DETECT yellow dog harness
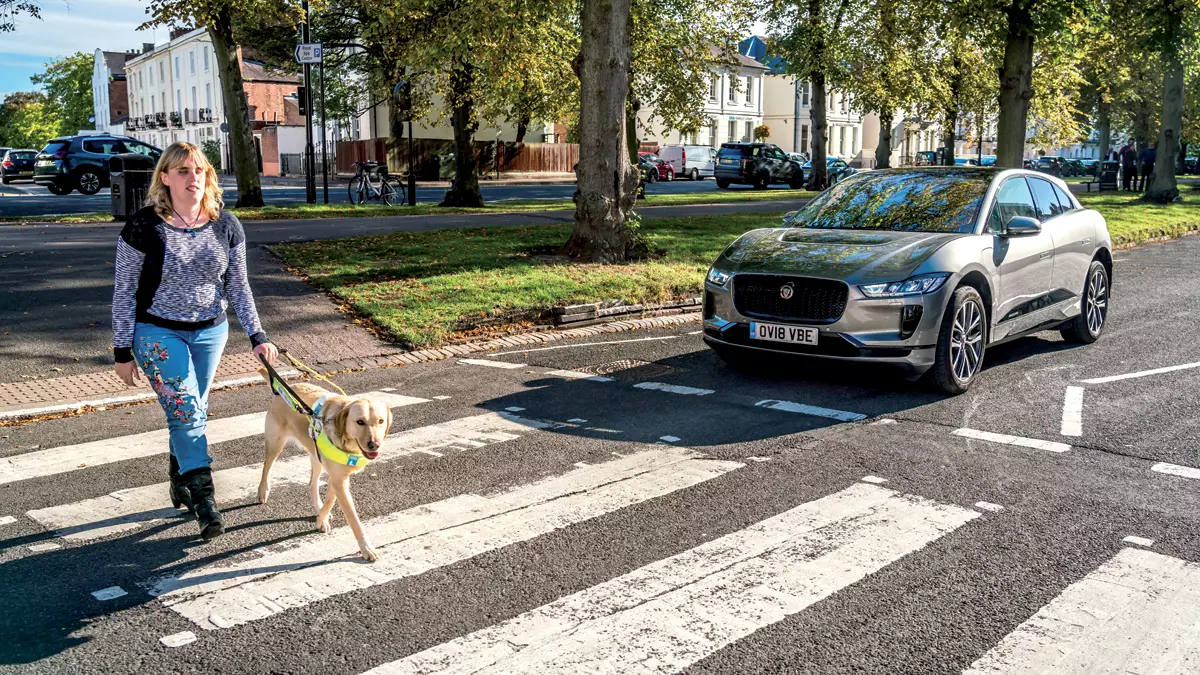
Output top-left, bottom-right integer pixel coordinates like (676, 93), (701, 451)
(263, 357), (370, 469)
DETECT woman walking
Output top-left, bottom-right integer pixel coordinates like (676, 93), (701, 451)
(112, 141), (277, 541)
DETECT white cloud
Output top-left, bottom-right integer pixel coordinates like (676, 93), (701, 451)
(2, 4), (164, 58)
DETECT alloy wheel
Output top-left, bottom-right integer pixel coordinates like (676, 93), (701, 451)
(949, 299), (984, 382)
(79, 172), (100, 194)
(1086, 269), (1108, 335)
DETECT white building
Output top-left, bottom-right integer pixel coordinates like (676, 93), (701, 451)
(124, 28), (225, 159)
(636, 51), (767, 148)
(91, 49), (130, 135)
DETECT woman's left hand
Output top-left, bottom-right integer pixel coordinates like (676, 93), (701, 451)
(254, 342), (279, 364)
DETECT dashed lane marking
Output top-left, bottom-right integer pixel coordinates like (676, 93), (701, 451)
(755, 399), (866, 422)
(633, 382), (714, 396)
(1081, 361), (1200, 385)
(1150, 462), (1200, 481)
(952, 428), (1071, 453)
(1061, 386), (1084, 437)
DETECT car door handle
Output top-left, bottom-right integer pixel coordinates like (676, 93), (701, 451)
(1081, 238), (1091, 245)
(1039, 251), (1052, 259)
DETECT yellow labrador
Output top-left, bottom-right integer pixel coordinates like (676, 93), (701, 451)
(257, 370), (392, 562)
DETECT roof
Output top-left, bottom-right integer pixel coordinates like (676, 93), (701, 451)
(240, 58), (301, 84)
(708, 46), (768, 72)
(101, 51), (127, 76)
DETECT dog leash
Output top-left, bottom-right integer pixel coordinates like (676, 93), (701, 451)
(278, 348), (346, 396)
(258, 354), (371, 468)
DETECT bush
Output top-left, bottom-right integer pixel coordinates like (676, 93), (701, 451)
(754, 124), (770, 141)
(201, 140), (221, 171)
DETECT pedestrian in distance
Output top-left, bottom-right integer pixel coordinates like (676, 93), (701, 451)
(1139, 141), (1156, 192)
(111, 141), (278, 541)
(1119, 140), (1136, 191)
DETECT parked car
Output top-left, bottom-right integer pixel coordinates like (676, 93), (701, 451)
(1184, 154), (1198, 174)
(1079, 159), (1099, 174)
(978, 156), (997, 167)
(702, 167), (1113, 394)
(637, 154), (661, 183)
(34, 134), (161, 195)
(715, 143), (805, 189)
(801, 156), (856, 184)
(637, 152), (674, 182)
(1033, 156), (1064, 177)
(914, 151), (938, 166)
(1, 148), (38, 184)
(658, 145), (717, 181)
(954, 157), (980, 166)
(1055, 157), (1087, 177)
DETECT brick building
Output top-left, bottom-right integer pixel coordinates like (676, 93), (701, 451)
(91, 50), (130, 133)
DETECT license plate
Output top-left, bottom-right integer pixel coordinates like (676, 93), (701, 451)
(749, 322), (819, 345)
(36, 160), (53, 167)
(719, 158), (737, 165)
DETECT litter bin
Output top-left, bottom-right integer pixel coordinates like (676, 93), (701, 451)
(110, 153), (156, 220)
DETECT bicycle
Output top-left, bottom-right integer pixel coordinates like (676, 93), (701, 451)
(347, 160), (402, 205)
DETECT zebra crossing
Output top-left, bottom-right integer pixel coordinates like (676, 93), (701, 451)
(1, 376), (1197, 674)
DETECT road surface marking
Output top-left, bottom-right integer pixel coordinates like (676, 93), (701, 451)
(964, 548), (1200, 674)
(28, 413), (541, 543)
(755, 399), (866, 422)
(952, 428), (1071, 453)
(459, 359), (523, 369)
(975, 502), (1005, 512)
(432, 395), (452, 400)
(91, 586), (127, 601)
(1061, 386), (1084, 437)
(151, 447), (744, 631)
(0, 391), (427, 486)
(0, 515), (16, 526)
(159, 631), (197, 648)
(544, 370), (615, 382)
(861, 475), (888, 484)
(1123, 536), (1154, 547)
(634, 382), (714, 396)
(1081, 361), (1200, 385)
(659, 435), (681, 443)
(505, 406), (525, 412)
(567, 418), (587, 423)
(489, 335), (681, 355)
(28, 543), (60, 552)
(746, 456), (773, 462)
(1150, 462), (1200, 480)
(362, 483), (976, 675)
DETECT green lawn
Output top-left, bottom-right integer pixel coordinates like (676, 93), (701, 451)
(2, 187), (815, 224)
(272, 192), (1200, 349)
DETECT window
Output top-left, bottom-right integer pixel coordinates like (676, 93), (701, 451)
(205, 83), (212, 109)
(149, 67), (154, 86)
(839, 126), (846, 155)
(728, 77), (737, 102)
(1052, 183), (1075, 213)
(852, 127), (859, 154)
(176, 90), (182, 114)
(1027, 177), (1063, 220)
(745, 77), (753, 103)
(191, 87), (197, 111)
(83, 139), (123, 154)
(161, 93), (166, 113)
(989, 178), (1038, 232)
(158, 61), (164, 81)
(744, 121), (752, 142)
(709, 76), (718, 101)
(189, 51), (195, 74)
(174, 56), (180, 79)
(728, 120), (736, 141)
(203, 46), (209, 71)
(709, 121), (717, 148)
(801, 125), (809, 154)
(801, 82), (809, 107)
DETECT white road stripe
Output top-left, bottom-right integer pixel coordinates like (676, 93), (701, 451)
(1122, 536), (1154, 547)
(364, 483), (977, 675)
(459, 359), (524, 369)
(861, 475), (888, 484)
(952, 428), (1071, 453)
(151, 447), (744, 631)
(0, 515), (16, 526)
(28, 413), (539, 543)
(975, 502), (1005, 513)
(28, 543), (60, 552)
(1151, 462), (1200, 480)
(633, 382), (714, 396)
(755, 399), (866, 422)
(91, 586), (128, 601)
(490, 335), (681, 355)
(544, 370), (615, 382)
(1081, 361), (1200, 385)
(0, 391), (427, 486)
(964, 548), (1200, 674)
(159, 631), (197, 648)
(1061, 386), (1084, 437)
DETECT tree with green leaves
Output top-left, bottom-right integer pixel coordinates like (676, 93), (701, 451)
(1142, 0), (1199, 202)
(30, 51), (95, 135)
(142, 0), (302, 207)
(0, 92), (60, 148)
(0, 0), (39, 32)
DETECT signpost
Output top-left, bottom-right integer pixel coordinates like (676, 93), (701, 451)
(296, 0), (319, 204)
(394, 78), (416, 206)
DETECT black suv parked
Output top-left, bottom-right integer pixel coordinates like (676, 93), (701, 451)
(2, 148), (38, 183)
(34, 134), (161, 195)
(714, 142), (804, 189)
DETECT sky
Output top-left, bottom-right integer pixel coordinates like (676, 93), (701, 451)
(0, 0), (166, 100)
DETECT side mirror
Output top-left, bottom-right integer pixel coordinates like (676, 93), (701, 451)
(1004, 216), (1042, 237)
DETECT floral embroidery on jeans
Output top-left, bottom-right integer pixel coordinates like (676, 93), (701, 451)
(137, 337), (197, 425)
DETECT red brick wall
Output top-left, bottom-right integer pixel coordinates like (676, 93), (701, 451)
(244, 81), (305, 126)
(258, 128), (280, 177)
(109, 79), (129, 122)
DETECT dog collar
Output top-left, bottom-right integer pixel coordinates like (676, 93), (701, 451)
(316, 430), (370, 468)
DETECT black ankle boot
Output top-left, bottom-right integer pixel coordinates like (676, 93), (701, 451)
(181, 467), (224, 541)
(169, 455), (195, 513)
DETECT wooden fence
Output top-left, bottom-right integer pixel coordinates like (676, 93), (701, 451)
(335, 138), (579, 178)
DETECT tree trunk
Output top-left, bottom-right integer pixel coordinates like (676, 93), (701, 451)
(440, 64), (483, 208)
(209, 8), (263, 207)
(388, 103), (405, 174)
(515, 114), (530, 144)
(1145, 4), (1184, 204)
(807, 72), (828, 190)
(561, 0), (648, 263)
(943, 52), (961, 166)
(1097, 101), (1111, 162)
(875, 112), (893, 169)
(995, 0), (1034, 169)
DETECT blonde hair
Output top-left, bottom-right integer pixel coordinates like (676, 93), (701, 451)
(145, 142), (224, 222)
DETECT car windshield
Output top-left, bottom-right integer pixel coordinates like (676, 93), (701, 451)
(40, 141), (70, 155)
(787, 170), (992, 234)
(8, 151), (34, 160)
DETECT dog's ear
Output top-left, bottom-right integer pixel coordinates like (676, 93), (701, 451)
(386, 407), (393, 432)
(333, 401), (351, 441)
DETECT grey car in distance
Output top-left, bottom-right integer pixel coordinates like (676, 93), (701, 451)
(703, 168), (1113, 393)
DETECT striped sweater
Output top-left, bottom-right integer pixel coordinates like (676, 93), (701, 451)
(112, 206), (268, 363)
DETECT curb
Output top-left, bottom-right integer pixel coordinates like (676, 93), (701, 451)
(0, 313), (700, 423)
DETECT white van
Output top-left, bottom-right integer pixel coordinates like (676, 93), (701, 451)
(658, 145), (717, 180)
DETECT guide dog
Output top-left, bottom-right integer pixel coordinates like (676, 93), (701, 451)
(257, 369), (392, 562)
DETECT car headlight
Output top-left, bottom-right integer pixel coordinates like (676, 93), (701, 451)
(859, 273), (950, 298)
(707, 267), (731, 286)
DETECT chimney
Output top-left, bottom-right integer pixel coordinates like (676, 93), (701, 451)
(142, 43), (154, 55)
(169, 27), (193, 41)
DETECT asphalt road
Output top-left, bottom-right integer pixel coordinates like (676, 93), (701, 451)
(0, 176), (772, 218)
(2, 248), (1199, 673)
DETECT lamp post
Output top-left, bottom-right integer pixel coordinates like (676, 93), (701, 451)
(393, 77), (416, 206)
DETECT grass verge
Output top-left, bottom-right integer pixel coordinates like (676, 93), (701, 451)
(2, 187), (815, 224)
(274, 193), (1199, 349)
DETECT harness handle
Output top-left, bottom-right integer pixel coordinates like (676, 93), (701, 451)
(258, 353), (316, 417)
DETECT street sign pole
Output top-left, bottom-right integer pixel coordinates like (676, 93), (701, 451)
(301, 0), (316, 204)
(319, 59), (328, 204)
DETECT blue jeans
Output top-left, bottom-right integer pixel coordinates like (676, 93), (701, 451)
(133, 321), (229, 474)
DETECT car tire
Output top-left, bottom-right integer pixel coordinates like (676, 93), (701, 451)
(646, 171), (657, 184)
(789, 176), (804, 190)
(754, 172), (769, 190)
(665, 168), (674, 182)
(716, 179), (730, 189)
(76, 169), (102, 195)
(689, 168), (699, 181)
(47, 183), (72, 195)
(930, 285), (987, 395)
(1060, 260), (1109, 344)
